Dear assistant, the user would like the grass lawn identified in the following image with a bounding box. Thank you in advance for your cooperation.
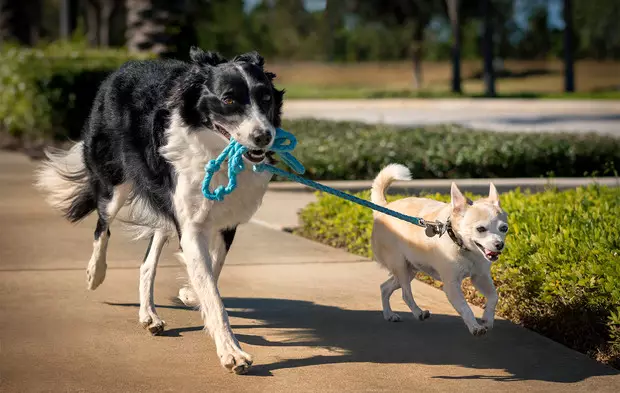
[267,60,620,99]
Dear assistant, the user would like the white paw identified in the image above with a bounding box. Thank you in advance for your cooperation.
[86,261,106,290]
[481,318,494,330]
[219,344,253,375]
[139,312,166,336]
[415,309,431,321]
[468,323,488,336]
[178,286,199,307]
[383,312,402,322]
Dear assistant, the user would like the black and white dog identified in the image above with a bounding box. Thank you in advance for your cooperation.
[36,47,284,374]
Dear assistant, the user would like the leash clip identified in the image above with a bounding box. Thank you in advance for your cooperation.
[424,221,446,238]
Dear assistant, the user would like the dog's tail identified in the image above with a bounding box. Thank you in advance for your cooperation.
[371,164,411,206]
[35,142,97,223]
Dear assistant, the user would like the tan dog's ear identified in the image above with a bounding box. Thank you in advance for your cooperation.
[451,182,467,211]
[488,183,500,207]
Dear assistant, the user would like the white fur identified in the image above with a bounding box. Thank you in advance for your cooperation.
[86,183,131,290]
[157,110,271,373]
[371,163,411,206]
[139,229,168,334]
[35,142,87,213]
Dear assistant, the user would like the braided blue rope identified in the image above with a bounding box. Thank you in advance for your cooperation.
[202,127,426,228]
[201,128,305,201]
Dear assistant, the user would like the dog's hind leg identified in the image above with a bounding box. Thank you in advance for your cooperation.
[394,264,430,321]
[86,183,131,290]
[381,275,402,322]
[139,229,168,335]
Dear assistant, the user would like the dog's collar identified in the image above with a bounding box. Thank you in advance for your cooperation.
[446,217,469,251]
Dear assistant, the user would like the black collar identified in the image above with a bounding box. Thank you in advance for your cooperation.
[445,217,469,251]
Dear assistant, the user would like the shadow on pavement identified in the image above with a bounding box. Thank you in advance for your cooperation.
[105,298,618,383]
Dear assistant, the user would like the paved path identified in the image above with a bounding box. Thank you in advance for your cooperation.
[1,152,619,392]
[283,99,620,135]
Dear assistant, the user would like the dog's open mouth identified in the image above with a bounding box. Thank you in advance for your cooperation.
[475,242,501,262]
[214,124,231,141]
[214,124,266,164]
[244,149,266,163]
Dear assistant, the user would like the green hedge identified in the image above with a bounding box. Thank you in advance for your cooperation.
[296,185,620,368]
[0,42,150,140]
[278,119,620,180]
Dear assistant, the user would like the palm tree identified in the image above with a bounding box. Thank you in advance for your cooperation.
[1,0,41,45]
[125,0,169,54]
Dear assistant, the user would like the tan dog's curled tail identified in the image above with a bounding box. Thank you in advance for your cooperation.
[371,164,411,206]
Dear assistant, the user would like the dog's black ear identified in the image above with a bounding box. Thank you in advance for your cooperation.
[265,71,277,81]
[233,51,265,68]
[190,46,227,66]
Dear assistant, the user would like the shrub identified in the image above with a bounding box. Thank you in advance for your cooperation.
[278,119,620,180]
[295,185,620,367]
[0,42,151,140]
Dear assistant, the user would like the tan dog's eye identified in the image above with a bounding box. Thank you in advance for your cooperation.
[222,97,235,105]
[499,225,508,233]
[476,226,487,233]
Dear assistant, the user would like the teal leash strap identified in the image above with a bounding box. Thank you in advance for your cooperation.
[201,140,248,201]
[253,163,427,228]
[202,127,428,230]
[201,128,304,201]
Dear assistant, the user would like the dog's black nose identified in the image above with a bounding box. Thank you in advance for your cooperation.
[251,130,272,148]
[494,241,504,250]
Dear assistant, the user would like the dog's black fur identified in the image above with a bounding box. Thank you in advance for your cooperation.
[62,48,283,244]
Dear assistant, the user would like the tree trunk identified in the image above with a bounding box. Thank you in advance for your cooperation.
[0,0,8,44]
[563,0,575,92]
[446,0,461,94]
[126,0,169,55]
[324,0,336,62]
[481,0,496,97]
[59,0,78,40]
[86,0,100,46]
[99,0,116,47]
[2,0,40,45]
[411,22,424,89]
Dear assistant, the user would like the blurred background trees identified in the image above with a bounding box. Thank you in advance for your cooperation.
[1,0,619,96]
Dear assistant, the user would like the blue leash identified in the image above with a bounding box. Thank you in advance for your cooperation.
[202,128,429,229]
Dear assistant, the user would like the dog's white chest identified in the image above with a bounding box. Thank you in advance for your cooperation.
[205,166,272,228]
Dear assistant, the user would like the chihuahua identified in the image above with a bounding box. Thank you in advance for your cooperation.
[370,164,508,336]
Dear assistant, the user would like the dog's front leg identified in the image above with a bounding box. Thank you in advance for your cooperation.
[471,273,498,330]
[443,279,487,336]
[180,224,253,374]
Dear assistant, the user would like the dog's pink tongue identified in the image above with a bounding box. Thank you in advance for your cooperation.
[486,250,499,257]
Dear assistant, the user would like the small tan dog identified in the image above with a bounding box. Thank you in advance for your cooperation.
[370,164,509,336]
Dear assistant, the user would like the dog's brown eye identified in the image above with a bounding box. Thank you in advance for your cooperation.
[499,225,508,233]
[262,94,271,102]
[222,97,235,105]
[476,226,487,233]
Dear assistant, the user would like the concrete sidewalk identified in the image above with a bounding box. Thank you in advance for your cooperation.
[1,151,619,392]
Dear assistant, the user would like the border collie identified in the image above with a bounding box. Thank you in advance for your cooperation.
[35,47,284,374]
